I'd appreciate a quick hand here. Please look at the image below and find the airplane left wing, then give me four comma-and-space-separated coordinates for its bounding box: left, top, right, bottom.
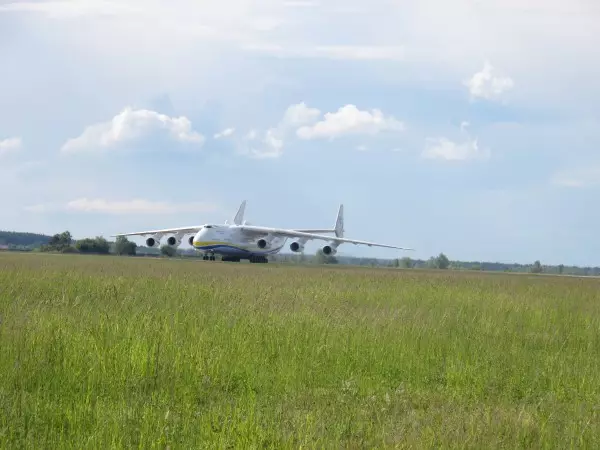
237, 225, 413, 250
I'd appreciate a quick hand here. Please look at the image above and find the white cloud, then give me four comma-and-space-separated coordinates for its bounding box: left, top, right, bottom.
61, 107, 205, 153
0, 137, 22, 156
236, 102, 321, 158
233, 102, 403, 157
423, 122, 490, 161
237, 127, 284, 159
214, 127, 235, 139
279, 102, 321, 129
423, 137, 488, 161
257, 129, 284, 158
25, 198, 217, 214
297, 104, 404, 140
465, 61, 514, 101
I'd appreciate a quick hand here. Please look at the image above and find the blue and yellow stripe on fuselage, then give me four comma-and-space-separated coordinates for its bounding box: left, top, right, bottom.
192, 241, 284, 256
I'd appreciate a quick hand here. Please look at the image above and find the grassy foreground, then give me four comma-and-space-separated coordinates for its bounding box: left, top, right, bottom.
1, 253, 600, 448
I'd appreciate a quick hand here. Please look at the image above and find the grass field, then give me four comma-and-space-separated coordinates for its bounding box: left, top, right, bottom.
1, 252, 600, 448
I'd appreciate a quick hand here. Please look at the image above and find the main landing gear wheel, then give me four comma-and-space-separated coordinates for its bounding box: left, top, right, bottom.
202, 253, 216, 261
249, 255, 268, 264
222, 256, 241, 262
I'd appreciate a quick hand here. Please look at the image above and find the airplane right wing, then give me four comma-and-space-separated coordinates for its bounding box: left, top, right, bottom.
238, 225, 413, 251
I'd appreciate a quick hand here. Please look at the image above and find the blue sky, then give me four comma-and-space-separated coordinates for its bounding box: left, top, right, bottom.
1, 0, 599, 266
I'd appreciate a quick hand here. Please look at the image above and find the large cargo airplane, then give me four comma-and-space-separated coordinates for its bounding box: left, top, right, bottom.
113, 201, 413, 263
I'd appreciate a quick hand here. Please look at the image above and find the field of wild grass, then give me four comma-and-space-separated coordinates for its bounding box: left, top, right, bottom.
1, 252, 600, 448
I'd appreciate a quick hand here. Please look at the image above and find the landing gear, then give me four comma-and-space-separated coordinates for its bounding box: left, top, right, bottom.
249, 255, 268, 264
202, 253, 216, 261
222, 256, 241, 262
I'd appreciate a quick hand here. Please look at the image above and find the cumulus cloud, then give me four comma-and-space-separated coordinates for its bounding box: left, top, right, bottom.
239, 127, 284, 159
61, 107, 205, 153
423, 137, 487, 161
237, 102, 321, 158
0, 137, 22, 156
279, 102, 321, 129
25, 198, 217, 214
465, 61, 514, 101
213, 128, 235, 139
234, 102, 403, 157
423, 122, 490, 161
297, 104, 404, 140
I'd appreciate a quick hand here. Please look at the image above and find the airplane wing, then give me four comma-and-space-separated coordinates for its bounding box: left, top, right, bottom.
238, 225, 413, 250
112, 226, 202, 237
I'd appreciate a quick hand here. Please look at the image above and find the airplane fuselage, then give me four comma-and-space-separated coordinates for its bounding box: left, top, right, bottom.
191, 224, 287, 257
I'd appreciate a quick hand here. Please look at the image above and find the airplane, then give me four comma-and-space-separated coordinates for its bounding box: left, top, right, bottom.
113, 200, 413, 263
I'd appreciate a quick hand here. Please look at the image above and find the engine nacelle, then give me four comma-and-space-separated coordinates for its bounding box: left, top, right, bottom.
290, 241, 305, 253
146, 237, 159, 247
188, 236, 194, 246
166, 236, 181, 247
257, 239, 271, 249
322, 245, 337, 256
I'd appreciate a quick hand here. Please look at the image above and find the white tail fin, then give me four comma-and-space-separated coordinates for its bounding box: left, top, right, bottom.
335, 204, 344, 238
233, 200, 246, 225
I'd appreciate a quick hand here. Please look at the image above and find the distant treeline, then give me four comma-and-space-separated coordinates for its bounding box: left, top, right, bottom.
1, 229, 599, 276
0, 231, 51, 248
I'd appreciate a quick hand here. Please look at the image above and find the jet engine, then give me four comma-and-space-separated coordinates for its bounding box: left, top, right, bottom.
166, 236, 181, 247
257, 238, 271, 249
290, 241, 305, 252
146, 237, 159, 247
322, 245, 337, 256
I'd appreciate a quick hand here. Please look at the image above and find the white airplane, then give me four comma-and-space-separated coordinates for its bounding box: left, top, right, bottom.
113, 200, 413, 263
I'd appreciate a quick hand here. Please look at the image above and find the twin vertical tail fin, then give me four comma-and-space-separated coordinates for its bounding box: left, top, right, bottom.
231, 200, 342, 236
334, 204, 344, 238
233, 200, 246, 225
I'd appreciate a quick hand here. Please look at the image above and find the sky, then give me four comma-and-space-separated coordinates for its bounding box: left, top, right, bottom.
1, 0, 599, 266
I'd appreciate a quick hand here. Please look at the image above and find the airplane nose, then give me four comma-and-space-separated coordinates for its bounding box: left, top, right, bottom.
192, 230, 203, 247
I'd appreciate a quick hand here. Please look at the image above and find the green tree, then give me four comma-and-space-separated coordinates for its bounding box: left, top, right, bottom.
0, 231, 51, 248
531, 260, 543, 273
115, 236, 137, 256
43, 230, 75, 252
399, 257, 413, 268
558, 264, 565, 274
435, 253, 450, 269
76, 236, 110, 254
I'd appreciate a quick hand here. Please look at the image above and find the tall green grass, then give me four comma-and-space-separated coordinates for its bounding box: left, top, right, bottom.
1, 252, 600, 448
